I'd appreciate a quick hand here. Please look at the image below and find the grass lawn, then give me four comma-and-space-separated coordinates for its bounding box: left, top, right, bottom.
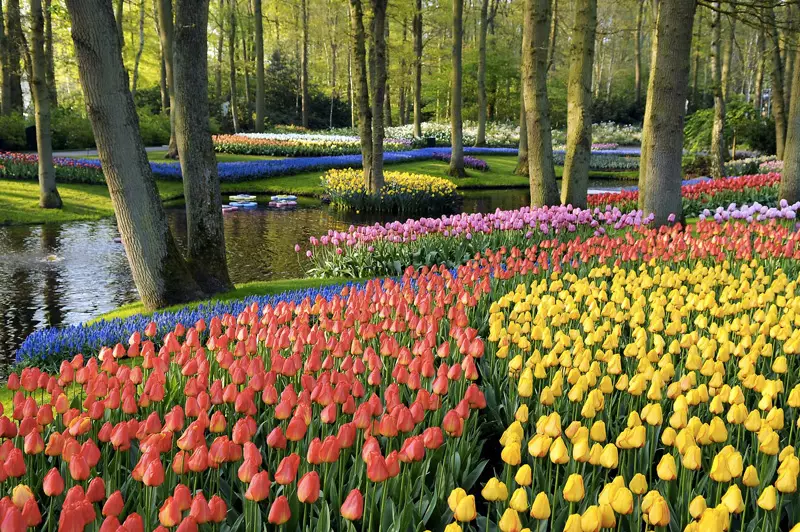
90, 277, 354, 322
1, 154, 638, 225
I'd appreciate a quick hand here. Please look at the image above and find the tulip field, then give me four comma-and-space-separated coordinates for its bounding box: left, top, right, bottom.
3, 202, 800, 530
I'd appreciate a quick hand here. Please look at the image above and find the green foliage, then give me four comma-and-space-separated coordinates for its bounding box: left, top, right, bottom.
50, 107, 96, 150
0, 113, 27, 150
684, 99, 776, 155
137, 112, 171, 146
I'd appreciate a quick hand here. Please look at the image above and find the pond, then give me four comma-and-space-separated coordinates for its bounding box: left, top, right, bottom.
0, 181, 630, 370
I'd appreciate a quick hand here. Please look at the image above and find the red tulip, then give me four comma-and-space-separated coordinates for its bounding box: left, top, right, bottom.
86, 477, 106, 503
102, 491, 124, 517
68, 453, 90, 481
3, 449, 25, 478
297, 471, 320, 503
122, 512, 144, 532
274, 453, 301, 485
43, 468, 64, 497
189, 492, 211, 524
366, 452, 390, 483
176, 516, 198, 532
245, 471, 271, 501
442, 409, 463, 436
99, 516, 121, 532
208, 495, 227, 523
21, 498, 41, 528
340, 489, 364, 521
173, 484, 192, 512
268, 495, 291, 525
0, 506, 24, 532
159, 496, 181, 528
142, 457, 165, 486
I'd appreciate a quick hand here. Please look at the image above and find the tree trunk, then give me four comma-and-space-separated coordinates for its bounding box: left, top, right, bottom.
329, 23, 338, 130
65, 0, 203, 309
785, 29, 795, 118
782, 43, 800, 203
709, 2, 726, 178
349, 0, 374, 190
754, 27, 765, 114
766, 7, 787, 159
156, 0, 178, 156
383, 21, 392, 128
348, 47, 355, 128
240, 32, 250, 114
43, 0, 56, 107
412, 0, 423, 137
370, 0, 388, 186
30, 0, 61, 209
115, 0, 124, 47
475, 0, 489, 146
228, 0, 239, 132
634, 0, 644, 106
515, 88, 528, 175
398, 17, 407, 126
4, 0, 24, 113
449, 0, 465, 177
720, 11, 735, 101
522, 0, 558, 205
215, 0, 224, 101
546, 0, 557, 71
253, 0, 265, 131
301, 0, 309, 128
638, 0, 696, 226
560, 0, 596, 208
174, 0, 233, 294
132, 0, 146, 100
0, 0, 8, 116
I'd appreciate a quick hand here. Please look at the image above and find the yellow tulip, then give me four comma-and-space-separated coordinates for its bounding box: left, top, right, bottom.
549, 437, 569, 465
580, 505, 601, 532
743, 465, 760, 487
610, 487, 633, 515
444, 524, 463, 532
656, 454, 677, 481
721, 484, 744, 514
689, 495, 706, 518
776, 470, 798, 493
498, 508, 523, 532
502, 442, 522, 466
530, 492, 550, 520
564, 514, 582, 532
629, 473, 648, 495
448, 488, 467, 512
563, 473, 585, 502
648, 495, 670, 526
599, 444, 618, 469
11, 484, 33, 510
757, 486, 777, 510
590, 421, 606, 442
509, 488, 528, 512
454, 495, 477, 522
515, 404, 529, 423
481, 478, 508, 502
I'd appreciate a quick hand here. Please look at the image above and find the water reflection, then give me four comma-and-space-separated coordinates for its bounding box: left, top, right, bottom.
0, 183, 630, 368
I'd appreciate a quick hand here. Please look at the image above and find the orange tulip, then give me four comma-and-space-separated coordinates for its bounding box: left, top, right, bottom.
341, 489, 364, 521
102, 491, 124, 517
208, 495, 227, 523
245, 471, 271, 502
43, 468, 64, 497
189, 492, 211, 524
298, 471, 321, 503
274, 454, 301, 485
159, 497, 181, 528
268, 495, 292, 525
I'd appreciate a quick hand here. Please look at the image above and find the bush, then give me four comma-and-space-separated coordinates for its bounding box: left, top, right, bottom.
322, 168, 459, 214
0, 112, 27, 150
137, 112, 171, 146
684, 99, 776, 155
49, 107, 96, 150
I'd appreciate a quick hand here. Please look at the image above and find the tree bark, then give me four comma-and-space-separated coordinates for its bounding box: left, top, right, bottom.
449, 0, 465, 177
638, 0, 696, 227
174, 0, 233, 294
522, 0, 558, 206
132, 0, 146, 100
720, 11, 735, 101
546, 0, 557, 71
754, 27, 765, 114
348, 47, 355, 128
349, 0, 374, 190
398, 17, 407, 126
301, 0, 309, 128
412, 0, 423, 137
766, 7, 787, 159
560, 0, 596, 208
4, 0, 24, 113
30, 0, 61, 208
65, 0, 203, 309
115, 0, 124, 47
156, 0, 179, 156
0, 0, 8, 115
782, 44, 800, 203
215, 0, 224, 101
634, 0, 644, 106
709, 2, 726, 178
370, 0, 388, 186
228, 0, 239, 132
475, 0, 489, 146
515, 86, 528, 175
253, 0, 265, 131
43, 0, 56, 107
384, 21, 392, 128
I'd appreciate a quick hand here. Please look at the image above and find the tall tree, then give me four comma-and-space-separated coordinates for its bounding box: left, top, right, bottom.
132, 0, 146, 100
4, 0, 24, 113
0, 0, 7, 114
638, 0, 696, 226
782, 40, 800, 203
412, 0, 423, 137
349, 0, 375, 190
254, 0, 265, 131
634, 0, 645, 106
228, 0, 239, 132
370, 0, 388, 186
156, 0, 179, 157
214, 0, 225, 101
709, 2, 726, 178
754, 26, 765, 113
720, 10, 735, 100
174, 0, 233, 294
448, 0, 465, 177
766, 6, 787, 159
546, 0, 557, 70
29, 0, 61, 208
115, 0, 124, 46
475, 0, 490, 146
300, 0, 309, 128
560, 0, 596, 208
64, 0, 203, 309
515, 90, 528, 175
44, 0, 56, 106
384, 21, 392, 128
522, 0, 558, 206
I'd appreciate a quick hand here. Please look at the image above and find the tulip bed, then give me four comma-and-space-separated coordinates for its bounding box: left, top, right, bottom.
214, 134, 414, 157
4, 216, 800, 531
0, 152, 105, 184
321, 168, 459, 214
588, 173, 784, 217
429, 152, 490, 172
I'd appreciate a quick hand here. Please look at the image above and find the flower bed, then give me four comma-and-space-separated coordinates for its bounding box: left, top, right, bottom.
0, 151, 105, 184
322, 168, 459, 214
430, 152, 490, 171
551, 152, 640, 171
588, 173, 783, 217
214, 133, 413, 157
5, 217, 800, 531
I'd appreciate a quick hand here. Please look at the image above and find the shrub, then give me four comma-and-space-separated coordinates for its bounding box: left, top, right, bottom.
0, 112, 27, 150
50, 107, 96, 150
684, 99, 776, 154
137, 112, 171, 146
322, 168, 459, 214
